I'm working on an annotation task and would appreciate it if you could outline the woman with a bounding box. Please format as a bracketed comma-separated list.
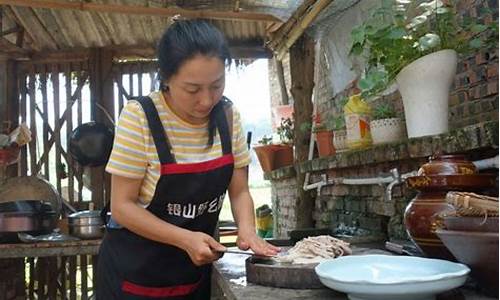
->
[97, 19, 279, 299]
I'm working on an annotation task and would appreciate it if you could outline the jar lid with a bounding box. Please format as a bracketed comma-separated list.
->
[417, 154, 477, 176]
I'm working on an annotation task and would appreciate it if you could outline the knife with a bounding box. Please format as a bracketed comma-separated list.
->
[385, 241, 421, 256]
[219, 249, 277, 259]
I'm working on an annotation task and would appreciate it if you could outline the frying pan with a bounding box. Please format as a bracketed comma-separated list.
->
[69, 122, 114, 167]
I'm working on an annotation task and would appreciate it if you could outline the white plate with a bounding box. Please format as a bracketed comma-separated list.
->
[315, 255, 470, 300]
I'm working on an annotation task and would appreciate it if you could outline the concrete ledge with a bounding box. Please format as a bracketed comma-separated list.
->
[297, 121, 498, 174]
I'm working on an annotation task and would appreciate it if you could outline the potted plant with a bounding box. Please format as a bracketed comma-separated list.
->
[350, 0, 498, 138]
[370, 103, 405, 145]
[313, 113, 335, 158]
[253, 117, 294, 172]
[332, 115, 348, 152]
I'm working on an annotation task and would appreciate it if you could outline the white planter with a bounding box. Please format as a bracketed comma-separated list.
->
[396, 49, 458, 138]
[370, 118, 405, 145]
[333, 130, 348, 152]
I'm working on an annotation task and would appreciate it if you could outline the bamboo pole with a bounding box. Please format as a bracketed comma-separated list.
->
[0, 0, 283, 23]
[276, 0, 333, 60]
[267, 0, 316, 50]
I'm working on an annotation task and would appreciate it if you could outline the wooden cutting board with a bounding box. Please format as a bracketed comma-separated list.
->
[245, 246, 391, 289]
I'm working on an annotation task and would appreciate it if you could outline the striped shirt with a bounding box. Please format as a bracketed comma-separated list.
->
[105, 91, 251, 205]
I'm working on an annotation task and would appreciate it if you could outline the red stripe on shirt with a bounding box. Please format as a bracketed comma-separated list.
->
[161, 154, 234, 175]
[122, 279, 201, 297]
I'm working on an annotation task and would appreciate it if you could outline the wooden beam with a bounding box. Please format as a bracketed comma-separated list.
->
[0, 0, 283, 23]
[15, 27, 23, 47]
[275, 0, 332, 60]
[15, 41, 271, 63]
[0, 36, 30, 56]
[1, 25, 21, 36]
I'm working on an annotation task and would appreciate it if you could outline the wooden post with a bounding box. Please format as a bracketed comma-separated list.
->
[89, 48, 114, 210]
[0, 60, 25, 298]
[0, 59, 20, 179]
[289, 34, 315, 229]
[274, 58, 289, 105]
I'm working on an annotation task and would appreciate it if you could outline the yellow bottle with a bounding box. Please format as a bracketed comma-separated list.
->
[343, 94, 372, 149]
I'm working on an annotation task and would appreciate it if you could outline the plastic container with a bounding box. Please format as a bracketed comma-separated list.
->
[343, 94, 372, 149]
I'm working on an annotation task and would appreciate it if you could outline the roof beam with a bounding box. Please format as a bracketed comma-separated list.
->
[0, 0, 283, 23]
[0, 36, 30, 58]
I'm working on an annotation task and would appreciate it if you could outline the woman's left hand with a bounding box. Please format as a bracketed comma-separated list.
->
[236, 229, 281, 256]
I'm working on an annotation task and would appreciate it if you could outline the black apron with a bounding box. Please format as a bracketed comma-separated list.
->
[97, 96, 234, 300]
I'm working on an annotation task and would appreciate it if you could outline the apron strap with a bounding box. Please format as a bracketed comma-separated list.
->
[218, 98, 233, 155]
[135, 96, 175, 164]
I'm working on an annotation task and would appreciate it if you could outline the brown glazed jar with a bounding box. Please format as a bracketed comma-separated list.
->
[405, 155, 495, 260]
[417, 154, 477, 176]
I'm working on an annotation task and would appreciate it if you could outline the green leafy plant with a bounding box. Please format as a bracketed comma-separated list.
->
[277, 117, 294, 144]
[372, 103, 397, 120]
[258, 135, 273, 145]
[350, 0, 498, 98]
[332, 115, 346, 131]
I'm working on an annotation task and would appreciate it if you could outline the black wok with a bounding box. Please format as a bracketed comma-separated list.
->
[69, 122, 114, 167]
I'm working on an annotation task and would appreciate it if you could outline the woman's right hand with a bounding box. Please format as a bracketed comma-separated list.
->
[182, 231, 226, 266]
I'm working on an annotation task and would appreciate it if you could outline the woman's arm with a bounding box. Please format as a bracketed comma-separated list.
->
[110, 174, 226, 265]
[227, 167, 280, 256]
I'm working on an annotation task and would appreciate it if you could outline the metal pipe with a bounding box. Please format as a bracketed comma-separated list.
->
[304, 155, 497, 201]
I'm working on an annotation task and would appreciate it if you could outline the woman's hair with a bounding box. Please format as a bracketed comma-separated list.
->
[157, 20, 232, 148]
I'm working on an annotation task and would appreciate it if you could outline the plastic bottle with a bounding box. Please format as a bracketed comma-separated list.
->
[343, 94, 372, 149]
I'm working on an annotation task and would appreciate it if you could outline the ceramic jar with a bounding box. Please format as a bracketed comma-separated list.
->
[404, 155, 496, 260]
[417, 154, 477, 176]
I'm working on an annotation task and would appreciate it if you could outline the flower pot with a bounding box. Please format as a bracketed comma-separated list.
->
[273, 144, 294, 169]
[396, 49, 457, 138]
[332, 130, 347, 152]
[253, 144, 293, 172]
[370, 118, 405, 145]
[315, 130, 335, 157]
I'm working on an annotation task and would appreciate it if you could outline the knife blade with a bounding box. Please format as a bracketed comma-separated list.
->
[219, 249, 277, 258]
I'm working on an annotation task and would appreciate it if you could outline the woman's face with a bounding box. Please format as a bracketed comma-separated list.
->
[164, 54, 225, 125]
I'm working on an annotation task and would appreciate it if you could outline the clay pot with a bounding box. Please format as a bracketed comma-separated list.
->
[253, 144, 293, 173]
[404, 155, 496, 260]
[315, 130, 335, 158]
[436, 229, 499, 296]
[417, 154, 477, 176]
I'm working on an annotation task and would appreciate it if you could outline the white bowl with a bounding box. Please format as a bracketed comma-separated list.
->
[315, 255, 470, 300]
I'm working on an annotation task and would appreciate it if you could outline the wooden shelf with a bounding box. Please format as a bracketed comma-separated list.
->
[0, 239, 101, 258]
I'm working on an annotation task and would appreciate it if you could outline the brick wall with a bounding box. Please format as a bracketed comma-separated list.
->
[266, 0, 498, 240]
[271, 176, 299, 238]
[0, 259, 25, 300]
[311, 160, 422, 240]
[314, 0, 498, 132]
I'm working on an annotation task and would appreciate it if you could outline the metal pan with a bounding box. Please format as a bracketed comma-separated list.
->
[69, 122, 114, 167]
